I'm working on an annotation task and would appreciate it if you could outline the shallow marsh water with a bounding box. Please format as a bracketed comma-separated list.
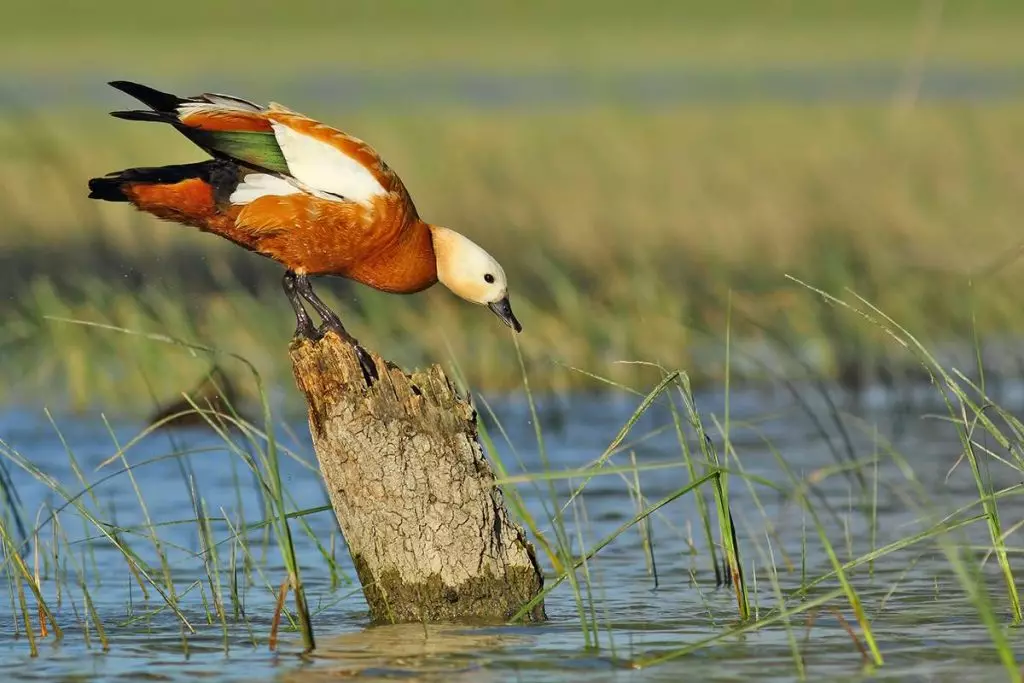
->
[1, 382, 1023, 682]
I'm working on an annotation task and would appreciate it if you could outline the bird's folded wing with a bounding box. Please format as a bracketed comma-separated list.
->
[129, 87, 406, 208]
[264, 107, 401, 208]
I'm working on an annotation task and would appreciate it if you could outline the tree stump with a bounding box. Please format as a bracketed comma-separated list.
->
[289, 331, 545, 624]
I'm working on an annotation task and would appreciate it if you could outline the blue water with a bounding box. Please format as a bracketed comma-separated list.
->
[1, 382, 1023, 681]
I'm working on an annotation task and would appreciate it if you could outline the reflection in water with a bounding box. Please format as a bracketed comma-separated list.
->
[284, 626, 528, 683]
[285, 624, 521, 682]
[146, 364, 251, 431]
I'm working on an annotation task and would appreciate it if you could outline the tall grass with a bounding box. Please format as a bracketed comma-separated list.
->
[0, 325, 357, 654]
[0, 293, 1022, 678]
[1, 75, 1024, 675]
[4, 103, 1024, 404]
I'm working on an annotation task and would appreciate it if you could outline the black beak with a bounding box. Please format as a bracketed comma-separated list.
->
[488, 296, 522, 333]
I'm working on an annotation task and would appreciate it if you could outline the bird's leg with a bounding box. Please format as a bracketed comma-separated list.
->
[294, 274, 378, 384]
[283, 270, 319, 340]
[293, 274, 356, 343]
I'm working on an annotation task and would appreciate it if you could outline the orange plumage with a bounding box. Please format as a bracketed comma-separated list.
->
[94, 86, 436, 292]
[178, 110, 273, 133]
[88, 80, 520, 380]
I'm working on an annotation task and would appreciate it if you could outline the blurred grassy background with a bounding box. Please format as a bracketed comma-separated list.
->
[3, 0, 1024, 410]
[6, 1, 1024, 70]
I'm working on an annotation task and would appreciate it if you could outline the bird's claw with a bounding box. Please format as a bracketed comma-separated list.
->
[354, 345, 379, 386]
[285, 270, 376, 385]
[314, 315, 356, 344]
[294, 318, 322, 342]
[315, 319, 378, 385]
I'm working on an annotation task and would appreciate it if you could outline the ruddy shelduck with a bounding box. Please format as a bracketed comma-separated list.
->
[88, 81, 521, 380]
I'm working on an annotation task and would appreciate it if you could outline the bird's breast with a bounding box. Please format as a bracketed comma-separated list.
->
[343, 219, 438, 293]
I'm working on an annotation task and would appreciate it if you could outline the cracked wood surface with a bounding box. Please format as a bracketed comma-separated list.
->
[289, 331, 545, 623]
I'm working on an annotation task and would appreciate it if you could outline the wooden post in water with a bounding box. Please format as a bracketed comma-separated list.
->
[289, 331, 546, 623]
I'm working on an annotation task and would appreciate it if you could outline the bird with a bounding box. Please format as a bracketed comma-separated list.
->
[88, 80, 521, 382]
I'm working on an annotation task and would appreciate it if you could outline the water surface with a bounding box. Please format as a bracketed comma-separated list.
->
[0, 384, 1022, 682]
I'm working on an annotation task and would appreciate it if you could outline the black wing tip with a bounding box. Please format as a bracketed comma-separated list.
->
[109, 109, 174, 123]
[107, 80, 184, 112]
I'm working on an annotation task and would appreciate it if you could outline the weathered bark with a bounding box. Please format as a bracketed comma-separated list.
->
[289, 331, 545, 624]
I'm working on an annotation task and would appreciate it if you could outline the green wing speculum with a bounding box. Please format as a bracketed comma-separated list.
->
[105, 81, 292, 176]
[181, 128, 291, 176]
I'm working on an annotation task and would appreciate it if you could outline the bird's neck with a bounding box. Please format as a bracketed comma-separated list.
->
[349, 219, 438, 294]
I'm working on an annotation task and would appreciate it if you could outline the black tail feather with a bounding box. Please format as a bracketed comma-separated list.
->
[108, 80, 184, 113]
[87, 160, 242, 204]
[87, 175, 131, 202]
[87, 161, 224, 202]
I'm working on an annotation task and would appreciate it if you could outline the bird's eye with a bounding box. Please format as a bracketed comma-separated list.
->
[484, 273, 495, 284]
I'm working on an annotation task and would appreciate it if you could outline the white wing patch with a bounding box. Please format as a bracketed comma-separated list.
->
[270, 121, 385, 207]
[229, 174, 302, 205]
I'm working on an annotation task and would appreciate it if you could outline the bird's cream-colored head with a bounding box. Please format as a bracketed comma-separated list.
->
[429, 225, 522, 332]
